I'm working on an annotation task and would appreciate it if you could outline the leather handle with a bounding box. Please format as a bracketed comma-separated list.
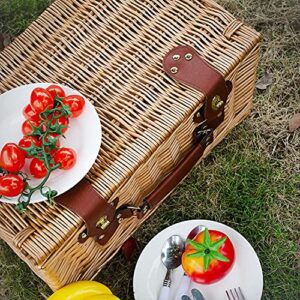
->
[145, 45, 232, 210]
[146, 142, 205, 209]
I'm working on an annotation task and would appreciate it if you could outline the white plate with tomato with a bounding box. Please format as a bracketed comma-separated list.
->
[133, 220, 263, 300]
[0, 83, 101, 209]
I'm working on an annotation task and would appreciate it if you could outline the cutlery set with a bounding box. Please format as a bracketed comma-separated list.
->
[158, 226, 245, 300]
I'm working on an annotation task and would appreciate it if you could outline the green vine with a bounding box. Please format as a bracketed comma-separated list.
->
[14, 96, 71, 212]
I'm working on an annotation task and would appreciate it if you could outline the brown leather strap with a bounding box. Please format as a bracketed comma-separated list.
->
[131, 45, 232, 215]
[163, 45, 232, 123]
[57, 179, 119, 244]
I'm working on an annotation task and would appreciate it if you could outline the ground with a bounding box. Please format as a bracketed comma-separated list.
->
[0, 0, 299, 299]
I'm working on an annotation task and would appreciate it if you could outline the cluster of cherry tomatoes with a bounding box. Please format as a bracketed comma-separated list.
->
[0, 85, 85, 199]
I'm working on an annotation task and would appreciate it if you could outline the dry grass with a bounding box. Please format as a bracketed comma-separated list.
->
[0, 0, 299, 299]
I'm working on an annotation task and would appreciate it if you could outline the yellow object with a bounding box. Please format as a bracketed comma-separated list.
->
[86, 295, 120, 300]
[48, 281, 115, 300]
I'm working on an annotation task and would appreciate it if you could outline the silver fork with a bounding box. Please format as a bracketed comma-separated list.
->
[226, 287, 246, 300]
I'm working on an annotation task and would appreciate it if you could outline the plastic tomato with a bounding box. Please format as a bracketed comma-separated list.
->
[30, 87, 54, 113]
[182, 228, 235, 284]
[62, 95, 85, 118]
[46, 84, 66, 99]
[22, 119, 40, 135]
[0, 174, 24, 197]
[0, 143, 26, 173]
[54, 147, 76, 170]
[23, 104, 39, 120]
[29, 158, 48, 178]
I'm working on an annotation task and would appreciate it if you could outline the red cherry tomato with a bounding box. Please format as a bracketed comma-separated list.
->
[54, 148, 77, 170]
[62, 95, 85, 118]
[30, 87, 54, 113]
[22, 119, 40, 135]
[23, 104, 39, 120]
[0, 174, 24, 197]
[46, 84, 66, 99]
[0, 143, 26, 173]
[29, 158, 48, 178]
[182, 229, 235, 284]
[18, 136, 41, 148]
[18, 136, 41, 157]
[48, 112, 69, 133]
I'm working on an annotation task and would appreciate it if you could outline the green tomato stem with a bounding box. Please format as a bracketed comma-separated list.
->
[15, 102, 70, 212]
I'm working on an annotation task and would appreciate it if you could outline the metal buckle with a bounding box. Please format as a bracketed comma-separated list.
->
[116, 200, 150, 220]
[193, 120, 213, 147]
[140, 200, 150, 214]
[126, 201, 149, 216]
[124, 205, 142, 216]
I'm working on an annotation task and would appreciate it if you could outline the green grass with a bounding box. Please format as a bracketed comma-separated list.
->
[0, 0, 53, 36]
[0, 0, 299, 299]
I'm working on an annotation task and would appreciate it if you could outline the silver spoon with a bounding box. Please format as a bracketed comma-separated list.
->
[158, 235, 185, 300]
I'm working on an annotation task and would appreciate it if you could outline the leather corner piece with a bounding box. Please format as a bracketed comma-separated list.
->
[163, 45, 232, 128]
[163, 45, 232, 104]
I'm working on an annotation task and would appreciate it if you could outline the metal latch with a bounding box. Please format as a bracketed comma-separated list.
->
[96, 215, 110, 230]
[193, 120, 214, 147]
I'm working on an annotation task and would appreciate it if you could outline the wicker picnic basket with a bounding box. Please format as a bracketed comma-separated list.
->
[0, 0, 261, 292]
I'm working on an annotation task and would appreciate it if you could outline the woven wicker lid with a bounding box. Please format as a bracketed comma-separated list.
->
[0, 0, 260, 200]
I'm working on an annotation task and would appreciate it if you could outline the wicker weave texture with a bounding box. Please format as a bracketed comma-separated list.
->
[0, 0, 261, 290]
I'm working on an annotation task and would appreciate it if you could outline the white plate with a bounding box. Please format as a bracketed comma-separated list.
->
[0, 83, 101, 204]
[133, 220, 263, 300]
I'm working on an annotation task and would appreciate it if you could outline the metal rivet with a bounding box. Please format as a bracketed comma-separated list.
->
[81, 232, 87, 239]
[211, 95, 224, 111]
[118, 217, 124, 224]
[170, 67, 178, 74]
[216, 100, 224, 109]
[172, 54, 180, 61]
[185, 53, 193, 60]
[98, 234, 105, 240]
